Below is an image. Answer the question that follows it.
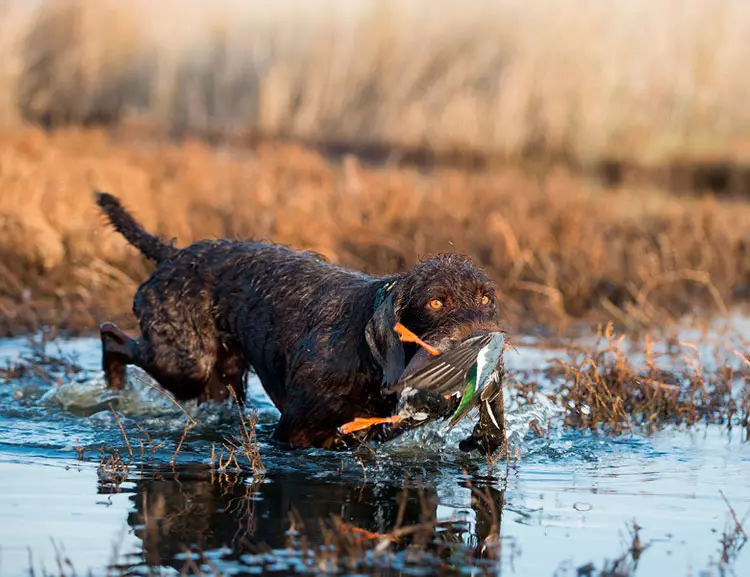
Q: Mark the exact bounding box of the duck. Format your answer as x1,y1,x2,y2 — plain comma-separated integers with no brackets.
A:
339,323,505,439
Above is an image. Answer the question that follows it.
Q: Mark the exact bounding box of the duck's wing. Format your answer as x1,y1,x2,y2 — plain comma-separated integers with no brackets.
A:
447,333,505,427
475,332,506,395
385,334,493,396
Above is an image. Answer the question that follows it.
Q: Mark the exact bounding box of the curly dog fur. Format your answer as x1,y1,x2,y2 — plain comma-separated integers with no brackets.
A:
96,192,505,449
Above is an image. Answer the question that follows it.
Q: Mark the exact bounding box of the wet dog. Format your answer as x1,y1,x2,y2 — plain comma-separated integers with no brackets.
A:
96,192,506,451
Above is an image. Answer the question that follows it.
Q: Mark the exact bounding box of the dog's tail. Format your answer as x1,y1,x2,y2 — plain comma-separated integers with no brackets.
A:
95,192,177,263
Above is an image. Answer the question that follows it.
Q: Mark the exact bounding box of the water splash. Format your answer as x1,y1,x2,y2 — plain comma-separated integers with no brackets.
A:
39,375,117,416
506,393,562,454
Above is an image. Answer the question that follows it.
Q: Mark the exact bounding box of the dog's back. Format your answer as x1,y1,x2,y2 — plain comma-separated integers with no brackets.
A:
134,237,383,403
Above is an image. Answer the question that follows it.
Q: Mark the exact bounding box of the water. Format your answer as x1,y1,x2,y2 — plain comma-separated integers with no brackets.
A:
0,319,749,576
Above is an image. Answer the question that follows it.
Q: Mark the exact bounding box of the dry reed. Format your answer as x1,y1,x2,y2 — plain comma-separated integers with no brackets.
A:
718,490,749,570
550,323,750,435
23,483,749,577
108,402,133,460
3,0,750,170
1,128,749,336
0,329,82,383
96,447,129,492
224,386,265,476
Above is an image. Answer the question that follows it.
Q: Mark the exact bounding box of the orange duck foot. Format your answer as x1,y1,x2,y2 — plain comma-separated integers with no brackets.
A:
338,523,399,542
393,322,441,356
339,415,403,435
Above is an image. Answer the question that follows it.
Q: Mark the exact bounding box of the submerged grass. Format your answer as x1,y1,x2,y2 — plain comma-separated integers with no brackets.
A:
1,128,749,336
564,522,647,577
543,323,750,437
0,328,82,384
285,490,480,574
718,490,749,571
3,314,749,449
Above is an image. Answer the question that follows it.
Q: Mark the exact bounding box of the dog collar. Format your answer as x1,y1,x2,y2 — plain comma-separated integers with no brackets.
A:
373,280,397,310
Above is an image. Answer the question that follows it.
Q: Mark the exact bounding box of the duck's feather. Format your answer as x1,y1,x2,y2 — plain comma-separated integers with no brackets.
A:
384,334,494,396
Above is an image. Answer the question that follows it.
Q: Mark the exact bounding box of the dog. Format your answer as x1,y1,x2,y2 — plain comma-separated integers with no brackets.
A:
95,192,506,451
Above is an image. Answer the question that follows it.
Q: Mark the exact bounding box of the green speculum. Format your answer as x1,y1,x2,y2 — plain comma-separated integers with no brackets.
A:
450,362,477,425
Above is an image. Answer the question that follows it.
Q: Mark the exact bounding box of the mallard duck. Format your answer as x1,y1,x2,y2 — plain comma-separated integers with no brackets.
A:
339,323,505,441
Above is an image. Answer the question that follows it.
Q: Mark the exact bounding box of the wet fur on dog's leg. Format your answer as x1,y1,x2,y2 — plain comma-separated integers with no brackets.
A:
100,320,224,404
199,369,245,405
100,322,136,390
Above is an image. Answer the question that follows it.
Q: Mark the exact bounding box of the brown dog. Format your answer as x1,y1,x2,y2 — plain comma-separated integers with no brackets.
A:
96,192,506,451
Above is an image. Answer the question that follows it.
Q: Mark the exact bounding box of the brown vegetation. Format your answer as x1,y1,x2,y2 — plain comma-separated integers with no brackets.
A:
543,323,750,437
0,328,82,383
284,481,503,574
3,0,750,178
3,0,750,336
1,127,749,336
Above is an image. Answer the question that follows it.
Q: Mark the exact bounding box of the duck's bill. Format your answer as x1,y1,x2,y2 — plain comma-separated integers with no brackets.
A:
393,322,441,356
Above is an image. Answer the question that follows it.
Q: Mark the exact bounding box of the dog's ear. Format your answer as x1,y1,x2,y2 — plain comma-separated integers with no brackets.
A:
365,290,405,387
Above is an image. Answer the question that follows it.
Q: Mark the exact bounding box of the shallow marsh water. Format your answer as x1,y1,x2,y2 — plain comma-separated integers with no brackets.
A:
0,316,749,576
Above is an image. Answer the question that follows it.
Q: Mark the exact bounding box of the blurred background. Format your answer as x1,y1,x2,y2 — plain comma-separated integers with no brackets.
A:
1,0,749,336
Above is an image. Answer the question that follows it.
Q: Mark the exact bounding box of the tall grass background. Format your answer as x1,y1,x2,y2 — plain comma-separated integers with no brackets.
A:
2,0,750,335
3,0,750,165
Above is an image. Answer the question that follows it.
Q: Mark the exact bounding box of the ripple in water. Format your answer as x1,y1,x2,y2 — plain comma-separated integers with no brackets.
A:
0,332,749,576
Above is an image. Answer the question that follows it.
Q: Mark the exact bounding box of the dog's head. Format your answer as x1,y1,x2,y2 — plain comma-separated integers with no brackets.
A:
365,253,502,387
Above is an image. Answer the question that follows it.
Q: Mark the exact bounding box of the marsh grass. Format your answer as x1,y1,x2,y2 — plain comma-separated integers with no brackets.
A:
222,386,265,476
5,318,750,450
6,334,750,575
4,0,750,171
0,332,266,477
7,328,747,576
717,490,749,571
565,522,647,577
1,129,749,336
96,448,129,493
547,323,750,436
0,329,82,385
284,486,475,573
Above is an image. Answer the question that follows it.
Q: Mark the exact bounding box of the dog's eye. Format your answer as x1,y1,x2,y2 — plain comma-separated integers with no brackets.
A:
481,295,491,306
428,299,444,311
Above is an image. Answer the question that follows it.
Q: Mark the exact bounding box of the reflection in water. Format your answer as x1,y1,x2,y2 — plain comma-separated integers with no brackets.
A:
3,330,750,575
119,464,506,574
